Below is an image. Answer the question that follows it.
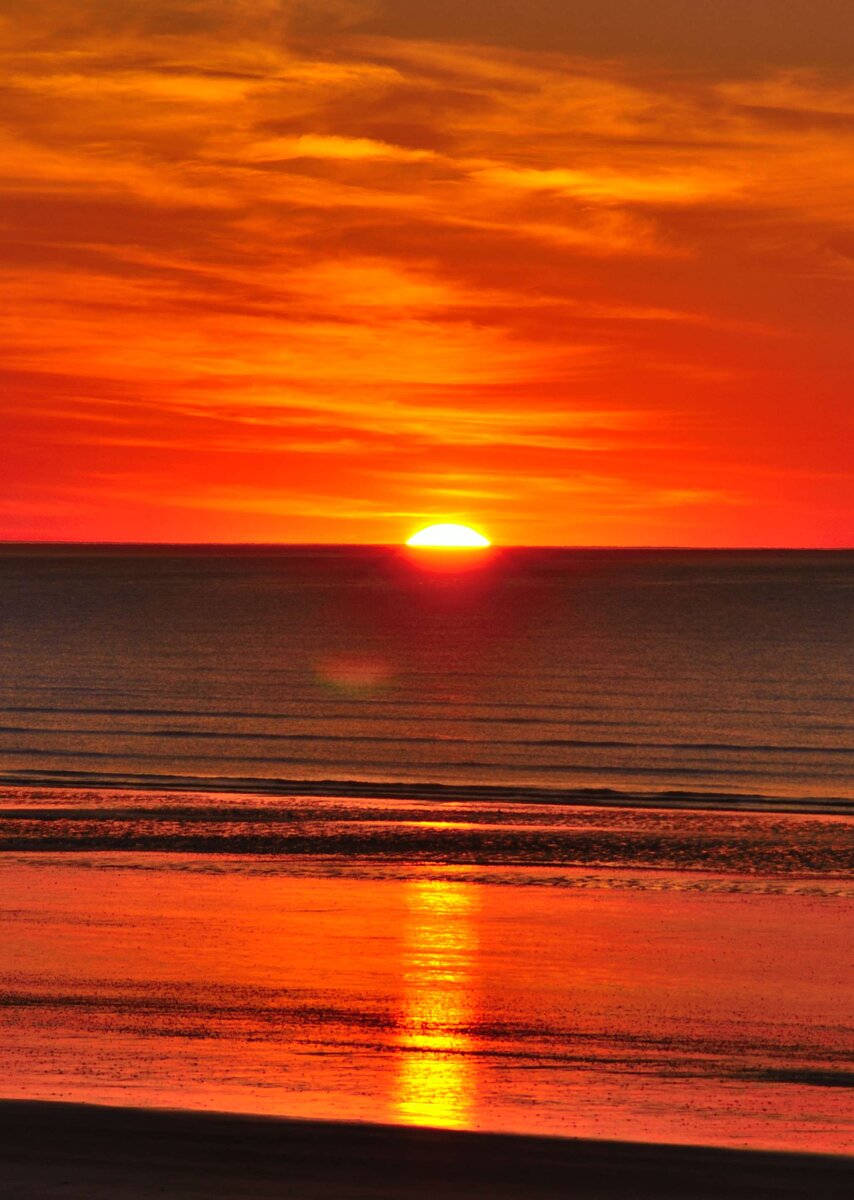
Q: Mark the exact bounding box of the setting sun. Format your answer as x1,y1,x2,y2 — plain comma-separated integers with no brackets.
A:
406,524,491,548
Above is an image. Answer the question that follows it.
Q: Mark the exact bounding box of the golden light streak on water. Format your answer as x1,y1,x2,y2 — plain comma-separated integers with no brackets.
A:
394,878,479,1129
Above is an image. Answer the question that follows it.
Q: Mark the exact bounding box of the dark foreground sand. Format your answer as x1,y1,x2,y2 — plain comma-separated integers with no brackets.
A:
0,1102,851,1200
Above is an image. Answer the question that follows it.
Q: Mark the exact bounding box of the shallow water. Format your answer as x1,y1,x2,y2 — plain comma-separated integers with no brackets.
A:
2,789,853,884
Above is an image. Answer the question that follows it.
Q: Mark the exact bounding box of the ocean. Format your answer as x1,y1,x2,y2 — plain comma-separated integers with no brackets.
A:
0,546,852,1152
0,546,852,806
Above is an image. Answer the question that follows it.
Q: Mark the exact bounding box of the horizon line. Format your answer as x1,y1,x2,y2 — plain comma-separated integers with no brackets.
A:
0,540,851,552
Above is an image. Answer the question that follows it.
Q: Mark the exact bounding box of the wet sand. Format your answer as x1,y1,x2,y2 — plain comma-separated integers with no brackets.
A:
0,1101,851,1200
3,852,852,1151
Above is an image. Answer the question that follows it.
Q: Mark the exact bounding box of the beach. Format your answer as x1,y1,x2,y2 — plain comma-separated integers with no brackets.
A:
1,807,851,1153
1,1101,851,1200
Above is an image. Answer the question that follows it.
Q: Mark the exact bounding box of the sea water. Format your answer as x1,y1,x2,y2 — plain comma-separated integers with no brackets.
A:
0,546,851,804
0,547,852,1152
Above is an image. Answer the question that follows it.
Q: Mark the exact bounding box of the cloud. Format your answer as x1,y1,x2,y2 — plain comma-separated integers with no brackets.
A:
470,165,741,205
356,1,854,70
0,1,851,543
243,133,435,162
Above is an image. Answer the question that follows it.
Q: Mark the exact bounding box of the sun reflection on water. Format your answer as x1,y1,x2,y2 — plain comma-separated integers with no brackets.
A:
395,878,479,1130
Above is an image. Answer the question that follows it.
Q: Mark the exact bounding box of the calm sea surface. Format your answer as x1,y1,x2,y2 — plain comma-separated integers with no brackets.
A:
0,547,852,1152
0,546,852,806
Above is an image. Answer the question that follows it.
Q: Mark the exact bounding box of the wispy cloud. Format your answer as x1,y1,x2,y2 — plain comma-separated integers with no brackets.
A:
0,1,851,543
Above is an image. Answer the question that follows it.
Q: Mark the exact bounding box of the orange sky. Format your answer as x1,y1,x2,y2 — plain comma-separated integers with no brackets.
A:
1,1,852,546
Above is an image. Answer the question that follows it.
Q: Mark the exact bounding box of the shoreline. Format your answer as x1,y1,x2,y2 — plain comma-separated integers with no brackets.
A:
0,1100,851,1200
1,773,851,816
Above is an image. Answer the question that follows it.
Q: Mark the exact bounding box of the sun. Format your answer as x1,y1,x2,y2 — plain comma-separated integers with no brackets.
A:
406,523,491,548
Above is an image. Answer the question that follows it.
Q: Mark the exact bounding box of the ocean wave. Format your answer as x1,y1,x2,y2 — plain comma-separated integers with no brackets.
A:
1,724,851,756
2,771,853,811
1,780,852,878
